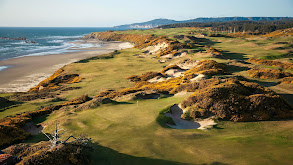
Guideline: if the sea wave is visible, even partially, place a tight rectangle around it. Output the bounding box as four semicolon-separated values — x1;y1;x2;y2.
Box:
0;47;10;51
0;65;11;71
0;37;101;61
39;35;85;40
71;43;102;49
47;40;64;43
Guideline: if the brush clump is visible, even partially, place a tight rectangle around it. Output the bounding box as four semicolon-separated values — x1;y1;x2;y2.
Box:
180;77;293;122
248;58;293;69
248;68;292;79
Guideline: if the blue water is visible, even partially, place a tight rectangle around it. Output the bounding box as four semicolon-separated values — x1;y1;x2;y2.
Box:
0;27;116;61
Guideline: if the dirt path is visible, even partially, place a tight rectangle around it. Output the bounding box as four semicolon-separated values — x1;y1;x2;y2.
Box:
165;104;217;129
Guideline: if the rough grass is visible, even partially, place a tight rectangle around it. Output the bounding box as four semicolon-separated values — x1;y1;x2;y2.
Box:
2;27;293;164
248;68;293;79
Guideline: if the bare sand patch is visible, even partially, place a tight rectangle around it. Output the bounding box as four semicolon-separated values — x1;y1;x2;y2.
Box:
22;122;43;135
165;104;216;130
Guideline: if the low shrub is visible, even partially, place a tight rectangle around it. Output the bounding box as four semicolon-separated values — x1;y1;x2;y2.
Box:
281;77;293;84
248;68;292;79
180;77;293;122
248;58;293;69
29;68;82;92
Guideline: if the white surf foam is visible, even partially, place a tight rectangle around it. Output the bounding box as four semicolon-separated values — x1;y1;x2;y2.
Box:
0;65;11;71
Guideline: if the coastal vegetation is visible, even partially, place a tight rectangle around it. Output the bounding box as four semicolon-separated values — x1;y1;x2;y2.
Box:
159;19;293;34
1;25;293;164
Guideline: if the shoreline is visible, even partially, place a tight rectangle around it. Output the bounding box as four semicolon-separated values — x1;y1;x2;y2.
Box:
0;40;133;93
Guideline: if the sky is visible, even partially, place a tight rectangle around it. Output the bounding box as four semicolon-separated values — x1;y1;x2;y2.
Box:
0;0;292;27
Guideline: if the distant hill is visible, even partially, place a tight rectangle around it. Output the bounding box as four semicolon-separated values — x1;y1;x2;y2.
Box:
114;17;292;29
114;19;179;29
185;17;292;23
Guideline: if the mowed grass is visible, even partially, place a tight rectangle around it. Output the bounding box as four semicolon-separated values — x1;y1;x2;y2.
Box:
59;48;174;99
0;48;173;118
39;92;293;165
209;36;293;60
36;44;292;164
2;28;293;164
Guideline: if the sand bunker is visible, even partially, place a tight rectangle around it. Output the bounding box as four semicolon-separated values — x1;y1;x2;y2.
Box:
176;59;199;70
165;104;216;129
143;42;169;55
22;122;43;135
164;69;185;77
189;74;207;82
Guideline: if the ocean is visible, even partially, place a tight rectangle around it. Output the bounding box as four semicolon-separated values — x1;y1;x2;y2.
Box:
0;27;116;63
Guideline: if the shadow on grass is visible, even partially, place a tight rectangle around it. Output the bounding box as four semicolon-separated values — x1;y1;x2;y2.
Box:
75;51;120;63
278;94;293;106
90;142;228;165
156;106;175;128
196;38;220;46
248;79;279;88
226;65;250;73
221;51;247;60
110;101;134;105
31;114;50;125
0;101;23;112
24;133;49;143
260;51;293;60
212;125;224;130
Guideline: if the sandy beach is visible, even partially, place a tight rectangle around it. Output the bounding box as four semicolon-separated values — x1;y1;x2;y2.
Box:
0;40;133;93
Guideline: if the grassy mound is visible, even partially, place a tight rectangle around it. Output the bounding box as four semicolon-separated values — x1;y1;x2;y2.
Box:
0;125;30;148
205;46;226;58
97;60;227;100
29;68;82;92
0;95;91;147
281;77;293;84
126;72;163;82
248;68;292;79
3;141;93;165
84;31;192;57
183;60;226;79
181;77;293;122
248;58;293;69
156;106;175;127
0;97;14;110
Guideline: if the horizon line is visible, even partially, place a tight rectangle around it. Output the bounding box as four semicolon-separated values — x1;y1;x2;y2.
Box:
1;16;292;28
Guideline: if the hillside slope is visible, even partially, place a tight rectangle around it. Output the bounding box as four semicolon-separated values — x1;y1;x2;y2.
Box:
114;17;292;29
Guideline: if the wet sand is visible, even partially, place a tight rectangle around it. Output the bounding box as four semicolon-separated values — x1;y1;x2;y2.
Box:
0;40;133;93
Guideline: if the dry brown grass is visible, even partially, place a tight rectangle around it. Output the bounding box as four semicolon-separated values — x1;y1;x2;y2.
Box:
248;58;293;69
3;141;92;165
281;77;293;84
0;95;92;147
84;31;192;57
97;60;227;99
126;72;163;82
181;77;293;122
183;60;226;80
248;68;292;79
29;68;82;92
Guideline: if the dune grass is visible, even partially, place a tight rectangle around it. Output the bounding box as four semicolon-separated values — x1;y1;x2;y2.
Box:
37;92;293;165
1;28;293;164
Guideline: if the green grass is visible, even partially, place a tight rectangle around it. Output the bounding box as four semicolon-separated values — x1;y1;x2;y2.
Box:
38;93;293;165
2;27;293;165
60;48;175;100
210;36;293;61
156;106;175;127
